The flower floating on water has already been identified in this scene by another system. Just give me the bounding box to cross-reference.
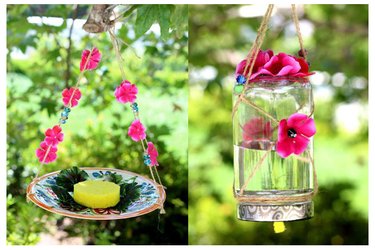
[128,119,146,142]
[44,125,64,146]
[36,141,58,163]
[80,47,101,71]
[236,49,313,81]
[62,87,82,108]
[147,142,159,167]
[114,80,138,104]
[242,117,272,141]
[276,113,316,158]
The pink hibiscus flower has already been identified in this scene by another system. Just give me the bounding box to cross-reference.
[114,80,138,104]
[80,47,101,71]
[242,118,272,141]
[36,141,58,163]
[128,119,146,141]
[147,142,159,166]
[276,113,316,158]
[44,125,64,146]
[236,50,273,78]
[62,87,82,108]
[250,52,314,80]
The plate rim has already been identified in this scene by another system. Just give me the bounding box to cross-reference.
[26,167,166,220]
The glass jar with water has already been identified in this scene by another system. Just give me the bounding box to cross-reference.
[232,76,315,221]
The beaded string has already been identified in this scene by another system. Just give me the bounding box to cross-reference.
[33,49,95,180]
[108,27,166,214]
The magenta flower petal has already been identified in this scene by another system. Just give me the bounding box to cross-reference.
[62,87,81,107]
[114,80,138,104]
[292,135,310,155]
[44,125,64,146]
[276,113,316,158]
[243,118,272,141]
[128,119,146,142]
[147,142,159,166]
[236,50,274,77]
[36,141,58,163]
[287,113,316,137]
[276,139,294,158]
[80,47,101,71]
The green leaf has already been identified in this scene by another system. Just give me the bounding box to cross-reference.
[157,5,171,41]
[170,5,188,39]
[135,5,158,38]
[50,185,85,211]
[55,166,89,192]
[104,172,123,184]
[135,5,171,40]
[114,180,142,213]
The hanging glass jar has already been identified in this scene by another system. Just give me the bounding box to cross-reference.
[232,76,316,221]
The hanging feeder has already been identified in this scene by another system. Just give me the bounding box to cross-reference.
[26,5,166,220]
[232,4,318,222]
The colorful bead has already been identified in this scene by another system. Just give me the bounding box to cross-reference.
[143,154,151,166]
[59,119,67,124]
[131,102,139,112]
[234,84,244,94]
[236,75,246,84]
[64,107,71,113]
[61,111,69,117]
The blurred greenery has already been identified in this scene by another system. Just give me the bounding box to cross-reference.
[189,4,368,245]
[7,4,188,245]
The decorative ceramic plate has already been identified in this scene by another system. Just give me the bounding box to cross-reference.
[27,168,166,220]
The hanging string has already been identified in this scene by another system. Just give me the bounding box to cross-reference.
[291,4,307,59]
[33,49,94,180]
[108,26,166,214]
[232,4,274,120]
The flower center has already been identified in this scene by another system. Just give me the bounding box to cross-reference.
[287,128,297,138]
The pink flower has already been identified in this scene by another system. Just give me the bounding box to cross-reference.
[62,87,82,107]
[276,113,316,158]
[236,50,273,78]
[251,53,314,80]
[80,47,101,71]
[128,119,146,141]
[44,125,64,146]
[36,141,58,163]
[114,80,138,104]
[147,142,159,166]
[242,118,272,141]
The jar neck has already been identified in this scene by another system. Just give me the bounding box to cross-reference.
[248,76,309,86]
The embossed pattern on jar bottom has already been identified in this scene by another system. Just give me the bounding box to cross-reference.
[237,201,314,221]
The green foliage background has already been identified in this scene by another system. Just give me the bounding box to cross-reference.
[188,4,368,245]
[7,4,188,245]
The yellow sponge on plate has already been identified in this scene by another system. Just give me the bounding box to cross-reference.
[73,180,120,208]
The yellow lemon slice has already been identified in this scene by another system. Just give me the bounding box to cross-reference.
[73,180,120,208]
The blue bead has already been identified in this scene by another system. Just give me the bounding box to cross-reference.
[61,111,69,117]
[144,159,151,166]
[64,107,71,113]
[60,119,66,124]
[131,102,139,112]
[236,75,246,84]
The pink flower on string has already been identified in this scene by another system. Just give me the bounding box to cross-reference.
[114,80,138,104]
[80,47,101,71]
[276,113,316,158]
[236,50,273,78]
[36,141,58,163]
[147,142,159,166]
[128,119,146,141]
[62,87,81,107]
[44,125,64,146]
[242,118,272,141]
